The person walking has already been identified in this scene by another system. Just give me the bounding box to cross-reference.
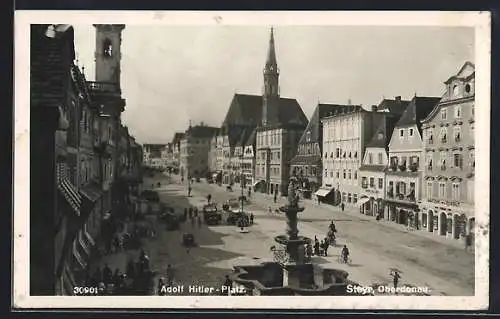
[465,233,472,252]
[207,194,212,204]
[248,187,252,198]
[250,213,254,225]
[314,238,320,256]
[188,185,192,197]
[391,270,401,292]
[323,237,330,256]
[341,202,345,212]
[273,192,277,203]
[222,275,233,295]
[166,264,174,287]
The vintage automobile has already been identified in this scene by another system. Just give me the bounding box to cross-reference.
[202,203,222,225]
[227,209,250,226]
[159,211,180,231]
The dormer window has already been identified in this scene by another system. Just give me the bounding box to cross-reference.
[452,84,459,96]
[465,83,472,94]
[441,108,447,120]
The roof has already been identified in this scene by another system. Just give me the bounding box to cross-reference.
[366,115,400,149]
[376,98,410,115]
[396,96,441,131]
[244,127,257,146]
[265,27,277,69]
[296,103,345,147]
[222,93,308,129]
[237,127,255,147]
[172,132,185,144]
[186,125,219,139]
[70,63,92,105]
[31,24,76,109]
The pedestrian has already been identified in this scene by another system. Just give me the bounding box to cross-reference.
[207,194,212,204]
[273,192,277,203]
[391,270,401,291]
[166,264,174,286]
[113,268,121,286]
[188,185,192,197]
[194,208,198,218]
[250,213,254,225]
[341,202,345,212]
[126,259,136,279]
[222,275,233,295]
[248,187,252,198]
[465,233,472,252]
[102,264,112,285]
[188,207,193,219]
[306,243,313,261]
[197,216,202,228]
[314,238,320,256]
[323,237,329,256]
[158,277,166,295]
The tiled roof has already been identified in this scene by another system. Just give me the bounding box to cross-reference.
[366,115,400,149]
[359,165,387,172]
[236,126,255,147]
[172,132,185,144]
[376,98,410,115]
[296,103,344,147]
[222,93,308,128]
[31,24,76,109]
[244,127,257,146]
[396,96,441,130]
[290,155,322,166]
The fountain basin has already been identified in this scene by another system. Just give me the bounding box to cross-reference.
[230,262,362,296]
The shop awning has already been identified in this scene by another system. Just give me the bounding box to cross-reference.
[314,188,333,197]
[56,162,81,215]
[253,180,262,187]
[356,197,371,207]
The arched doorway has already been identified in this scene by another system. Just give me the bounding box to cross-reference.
[399,209,407,225]
[373,202,378,218]
[440,212,447,236]
[454,214,466,239]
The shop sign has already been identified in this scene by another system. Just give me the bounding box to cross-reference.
[429,199,460,207]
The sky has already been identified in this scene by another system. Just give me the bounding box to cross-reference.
[73,25,474,144]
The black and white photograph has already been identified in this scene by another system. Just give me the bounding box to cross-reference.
[14,11,490,310]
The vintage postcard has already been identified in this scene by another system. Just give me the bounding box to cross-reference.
[13,11,490,310]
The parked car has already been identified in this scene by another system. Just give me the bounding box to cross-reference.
[227,209,249,225]
[202,204,222,225]
[182,233,196,247]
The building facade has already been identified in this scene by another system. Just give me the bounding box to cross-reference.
[321,105,385,207]
[171,132,184,174]
[420,62,475,240]
[142,144,167,169]
[291,103,344,199]
[254,28,308,196]
[384,96,440,227]
[242,128,257,189]
[179,124,219,179]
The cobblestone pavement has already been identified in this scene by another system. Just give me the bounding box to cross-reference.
[91,173,474,296]
[179,176,474,296]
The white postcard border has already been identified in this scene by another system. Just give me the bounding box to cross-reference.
[13,10,491,310]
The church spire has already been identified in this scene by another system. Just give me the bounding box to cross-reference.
[265,27,277,70]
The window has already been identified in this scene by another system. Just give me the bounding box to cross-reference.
[453,153,463,169]
[354,171,357,179]
[343,169,346,179]
[277,152,280,160]
[354,151,358,158]
[455,105,461,118]
[348,170,352,179]
[428,129,434,144]
[454,126,461,142]
[439,182,446,198]
[440,127,447,143]
[336,148,340,158]
[378,178,383,189]
[330,171,333,178]
[427,181,433,198]
[441,108,447,120]
[469,151,475,169]
[452,183,460,200]
[427,153,433,170]
[409,128,414,137]
[378,153,383,165]
[103,38,113,57]
[348,193,352,203]
[324,169,327,177]
[336,171,340,178]
[324,152,327,159]
[368,153,373,164]
[369,177,375,188]
[342,193,346,202]
[400,129,404,138]
[470,123,474,140]
[353,194,358,204]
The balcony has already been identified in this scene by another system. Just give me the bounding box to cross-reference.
[387,190,394,198]
[441,137,447,144]
[389,164,398,172]
[409,163,418,172]
[398,164,407,172]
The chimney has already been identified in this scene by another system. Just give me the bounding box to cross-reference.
[395,96,402,102]
[371,105,378,112]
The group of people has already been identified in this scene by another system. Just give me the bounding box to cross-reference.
[183,206,203,228]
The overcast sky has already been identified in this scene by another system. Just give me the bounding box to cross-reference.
[73,25,474,144]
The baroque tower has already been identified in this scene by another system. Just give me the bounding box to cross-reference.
[93,24,125,90]
[262,27,280,126]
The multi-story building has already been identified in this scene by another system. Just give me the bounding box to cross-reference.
[255,28,308,196]
[357,98,410,216]
[171,132,184,174]
[30,24,81,295]
[160,143,173,170]
[242,128,257,189]
[321,102,400,207]
[142,144,166,169]
[291,103,341,199]
[420,62,475,240]
[230,128,254,187]
[179,124,219,179]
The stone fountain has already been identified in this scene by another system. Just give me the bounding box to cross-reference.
[229,179,360,296]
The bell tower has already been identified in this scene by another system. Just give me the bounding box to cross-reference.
[94,24,125,90]
[262,27,280,126]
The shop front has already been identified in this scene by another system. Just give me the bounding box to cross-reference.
[384,198,419,227]
[314,186,334,204]
[420,199,474,240]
